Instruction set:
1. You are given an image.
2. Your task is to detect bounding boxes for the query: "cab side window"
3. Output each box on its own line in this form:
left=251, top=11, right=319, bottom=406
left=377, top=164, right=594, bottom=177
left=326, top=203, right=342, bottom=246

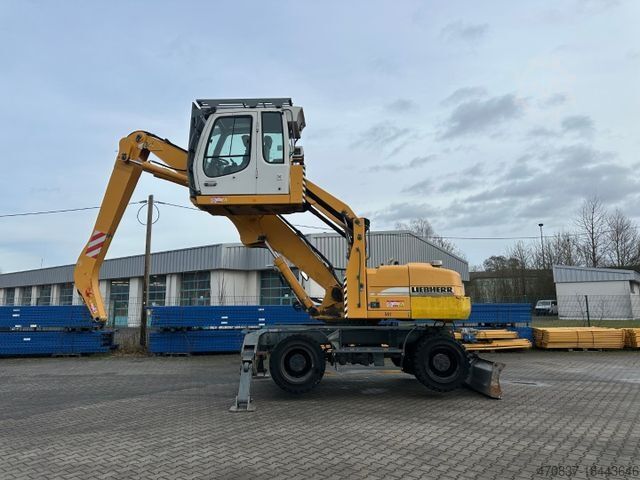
left=203, top=116, right=252, bottom=177
left=261, top=112, right=284, bottom=164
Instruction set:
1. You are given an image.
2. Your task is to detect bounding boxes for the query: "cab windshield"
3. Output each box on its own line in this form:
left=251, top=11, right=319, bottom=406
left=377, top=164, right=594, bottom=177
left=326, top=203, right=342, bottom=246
left=203, top=116, right=252, bottom=177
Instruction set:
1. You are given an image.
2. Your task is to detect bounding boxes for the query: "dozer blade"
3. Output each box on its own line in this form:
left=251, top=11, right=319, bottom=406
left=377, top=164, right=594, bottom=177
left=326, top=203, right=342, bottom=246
left=464, top=354, right=505, bottom=399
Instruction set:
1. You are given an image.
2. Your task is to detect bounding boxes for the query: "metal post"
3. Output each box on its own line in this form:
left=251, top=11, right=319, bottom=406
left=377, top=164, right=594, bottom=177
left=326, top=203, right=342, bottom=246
left=140, top=195, right=154, bottom=347
left=538, top=223, right=545, bottom=269
left=585, top=295, right=591, bottom=327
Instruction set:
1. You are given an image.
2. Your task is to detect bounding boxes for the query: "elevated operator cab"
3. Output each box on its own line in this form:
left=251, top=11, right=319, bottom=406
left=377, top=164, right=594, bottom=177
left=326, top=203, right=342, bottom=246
left=187, top=98, right=308, bottom=215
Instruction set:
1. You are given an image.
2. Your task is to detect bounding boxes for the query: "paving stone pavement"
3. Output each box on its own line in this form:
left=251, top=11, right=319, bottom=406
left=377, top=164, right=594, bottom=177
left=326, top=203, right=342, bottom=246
left=1, top=351, right=639, bottom=480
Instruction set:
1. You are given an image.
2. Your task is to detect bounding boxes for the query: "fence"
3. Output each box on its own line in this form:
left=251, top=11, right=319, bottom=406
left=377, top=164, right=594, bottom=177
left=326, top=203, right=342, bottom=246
left=556, top=295, right=640, bottom=323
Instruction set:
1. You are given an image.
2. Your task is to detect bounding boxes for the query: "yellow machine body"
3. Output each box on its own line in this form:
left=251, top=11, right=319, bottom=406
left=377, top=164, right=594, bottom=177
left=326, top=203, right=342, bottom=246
left=366, top=263, right=471, bottom=321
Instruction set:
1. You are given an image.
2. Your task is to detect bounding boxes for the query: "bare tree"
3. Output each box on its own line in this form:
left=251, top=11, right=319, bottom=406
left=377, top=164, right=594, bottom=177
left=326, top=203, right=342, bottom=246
left=606, top=208, right=639, bottom=267
left=395, top=218, right=464, bottom=257
left=507, top=241, right=531, bottom=269
left=575, top=196, right=608, bottom=267
left=506, top=241, right=531, bottom=297
left=396, top=218, right=434, bottom=237
left=541, top=232, right=583, bottom=267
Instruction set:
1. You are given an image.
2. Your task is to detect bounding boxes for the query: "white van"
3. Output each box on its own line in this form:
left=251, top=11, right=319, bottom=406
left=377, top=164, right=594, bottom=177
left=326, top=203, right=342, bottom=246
left=535, top=299, right=558, bottom=316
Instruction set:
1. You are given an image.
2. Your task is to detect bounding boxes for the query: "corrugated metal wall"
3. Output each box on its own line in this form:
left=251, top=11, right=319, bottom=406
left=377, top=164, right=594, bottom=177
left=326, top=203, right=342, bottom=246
left=0, top=231, right=468, bottom=287
left=553, top=265, right=640, bottom=283
left=308, top=232, right=468, bottom=280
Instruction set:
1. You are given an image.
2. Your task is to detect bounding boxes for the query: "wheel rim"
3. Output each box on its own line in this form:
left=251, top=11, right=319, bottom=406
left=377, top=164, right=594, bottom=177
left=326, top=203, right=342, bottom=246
left=425, top=346, right=460, bottom=383
left=280, top=345, right=314, bottom=384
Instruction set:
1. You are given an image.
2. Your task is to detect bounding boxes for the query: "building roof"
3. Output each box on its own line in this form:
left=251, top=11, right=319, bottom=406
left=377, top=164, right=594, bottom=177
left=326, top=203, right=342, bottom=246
left=0, top=231, right=469, bottom=288
left=553, top=265, right=640, bottom=284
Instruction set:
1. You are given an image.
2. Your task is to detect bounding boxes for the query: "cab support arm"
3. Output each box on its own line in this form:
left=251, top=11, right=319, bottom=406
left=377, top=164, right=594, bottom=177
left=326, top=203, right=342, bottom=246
left=229, top=215, right=344, bottom=318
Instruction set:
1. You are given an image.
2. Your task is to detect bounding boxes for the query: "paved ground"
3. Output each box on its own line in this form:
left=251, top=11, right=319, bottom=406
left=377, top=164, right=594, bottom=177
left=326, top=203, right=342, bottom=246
left=1, top=351, right=640, bottom=480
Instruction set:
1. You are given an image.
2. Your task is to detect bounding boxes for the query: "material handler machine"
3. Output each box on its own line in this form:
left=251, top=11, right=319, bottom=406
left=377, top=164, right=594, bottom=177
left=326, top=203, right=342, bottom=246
left=74, top=98, right=503, bottom=411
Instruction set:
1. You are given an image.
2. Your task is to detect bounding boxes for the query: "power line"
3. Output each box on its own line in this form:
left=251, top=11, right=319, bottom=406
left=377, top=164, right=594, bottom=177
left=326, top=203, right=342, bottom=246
left=155, top=200, right=335, bottom=231
left=152, top=203, right=543, bottom=237
left=0, top=206, right=102, bottom=218
left=0, top=202, right=145, bottom=218
left=157, top=202, right=632, bottom=240
left=379, top=230, right=639, bottom=241
left=437, top=230, right=640, bottom=241
left=154, top=200, right=200, bottom=211
left=435, top=235, right=543, bottom=240
left=1, top=200, right=638, bottom=242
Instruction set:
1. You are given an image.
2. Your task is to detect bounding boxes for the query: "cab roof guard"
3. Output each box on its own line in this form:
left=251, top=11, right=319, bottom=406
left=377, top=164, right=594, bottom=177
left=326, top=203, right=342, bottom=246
left=191, top=98, right=305, bottom=141
left=195, top=98, right=293, bottom=110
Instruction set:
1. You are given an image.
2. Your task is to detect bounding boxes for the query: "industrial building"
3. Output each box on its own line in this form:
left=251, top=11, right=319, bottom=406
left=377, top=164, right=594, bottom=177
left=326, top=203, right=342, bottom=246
left=0, top=231, right=469, bottom=326
left=553, top=265, right=640, bottom=320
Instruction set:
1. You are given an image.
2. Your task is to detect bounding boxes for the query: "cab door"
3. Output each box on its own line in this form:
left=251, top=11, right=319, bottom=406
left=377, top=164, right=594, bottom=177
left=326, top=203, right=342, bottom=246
left=256, top=110, right=290, bottom=195
left=193, top=112, right=258, bottom=196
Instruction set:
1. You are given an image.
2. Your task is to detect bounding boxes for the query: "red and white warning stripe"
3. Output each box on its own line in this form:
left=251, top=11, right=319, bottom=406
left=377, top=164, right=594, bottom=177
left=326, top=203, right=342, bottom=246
left=85, top=230, right=107, bottom=258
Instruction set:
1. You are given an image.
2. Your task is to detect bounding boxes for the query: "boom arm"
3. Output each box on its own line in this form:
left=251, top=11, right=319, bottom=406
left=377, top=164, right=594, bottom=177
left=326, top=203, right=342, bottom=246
left=74, top=132, right=365, bottom=322
left=74, top=132, right=188, bottom=321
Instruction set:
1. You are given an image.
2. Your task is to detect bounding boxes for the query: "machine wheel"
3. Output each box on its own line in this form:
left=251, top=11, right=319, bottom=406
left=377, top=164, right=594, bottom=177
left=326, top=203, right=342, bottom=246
left=413, top=335, right=470, bottom=392
left=269, top=335, right=326, bottom=394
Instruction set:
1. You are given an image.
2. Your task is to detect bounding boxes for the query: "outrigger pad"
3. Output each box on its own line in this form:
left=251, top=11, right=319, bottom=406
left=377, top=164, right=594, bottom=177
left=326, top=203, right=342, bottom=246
left=464, top=354, right=505, bottom=399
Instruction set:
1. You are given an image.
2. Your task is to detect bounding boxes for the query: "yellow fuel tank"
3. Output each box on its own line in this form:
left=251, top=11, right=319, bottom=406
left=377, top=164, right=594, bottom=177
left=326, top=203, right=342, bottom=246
left=366, top=263, right=471, bottom=321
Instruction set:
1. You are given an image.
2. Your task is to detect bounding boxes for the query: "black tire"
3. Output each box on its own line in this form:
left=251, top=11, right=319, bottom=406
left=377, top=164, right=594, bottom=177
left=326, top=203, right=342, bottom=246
left=391, top=354, right=415, bottom=375
left=413, top=335, right=470, bottom=393
left=269, top=335, right=326, bottom=394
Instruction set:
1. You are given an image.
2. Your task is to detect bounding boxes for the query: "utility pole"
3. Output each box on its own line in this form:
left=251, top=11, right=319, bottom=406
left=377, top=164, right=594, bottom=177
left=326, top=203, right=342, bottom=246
left=140, top=194, right=154, bottom=348
left=538, top=223, right=545, bottom=269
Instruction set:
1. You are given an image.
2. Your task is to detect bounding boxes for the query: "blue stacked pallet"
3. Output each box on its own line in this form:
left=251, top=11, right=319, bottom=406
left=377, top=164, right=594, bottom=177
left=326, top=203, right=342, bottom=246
left=464, top=303, right=533, bottom=341
left=149, top=305, right=320, bottom=329
left=0, top=331, right=114, bottom=355
left=148, top=305, right=322, bottom=354
left=0, top=305, right=99, bottom=330
left=465, top=303, right=532, bottom=326
left=0, top=306, right=114, bottom=357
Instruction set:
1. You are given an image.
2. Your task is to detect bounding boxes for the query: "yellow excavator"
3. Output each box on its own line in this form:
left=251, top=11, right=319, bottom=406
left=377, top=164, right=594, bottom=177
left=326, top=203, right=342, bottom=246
left=74, top=98, right=503, bottom=411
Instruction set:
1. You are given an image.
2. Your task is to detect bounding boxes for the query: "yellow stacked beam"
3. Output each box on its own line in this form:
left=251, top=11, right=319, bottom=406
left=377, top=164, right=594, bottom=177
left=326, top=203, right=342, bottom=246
left=463, top=339, right=532, bottom=351
left=623, top=328, right=640, bottom=348
left=475, top=329, right=518, bottom=340
left=454, top=329, right=531, bottom=351
left=533, top=327, right=625, bottom=349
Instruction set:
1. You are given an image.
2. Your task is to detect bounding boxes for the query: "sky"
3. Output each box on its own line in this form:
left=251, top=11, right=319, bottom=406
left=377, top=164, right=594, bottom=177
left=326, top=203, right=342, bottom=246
left=0, top=0, right=638, bottom=272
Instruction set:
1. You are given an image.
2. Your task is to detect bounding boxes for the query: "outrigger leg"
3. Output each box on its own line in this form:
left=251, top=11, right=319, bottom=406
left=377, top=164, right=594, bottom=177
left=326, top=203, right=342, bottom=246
left=229, top=331, right=262, bottom=412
